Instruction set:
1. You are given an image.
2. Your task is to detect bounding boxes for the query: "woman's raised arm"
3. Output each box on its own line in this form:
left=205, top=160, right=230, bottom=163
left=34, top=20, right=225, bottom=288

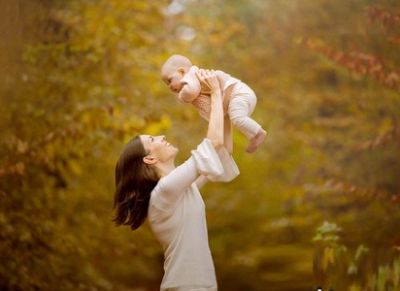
left=195, top=69, right=224, bottom=150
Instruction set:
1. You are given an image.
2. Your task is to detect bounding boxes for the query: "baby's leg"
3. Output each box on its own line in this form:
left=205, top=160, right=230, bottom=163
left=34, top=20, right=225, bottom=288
left=246, top=127, right=267, bottom=153
left=228, top=83, right=266, bottom=153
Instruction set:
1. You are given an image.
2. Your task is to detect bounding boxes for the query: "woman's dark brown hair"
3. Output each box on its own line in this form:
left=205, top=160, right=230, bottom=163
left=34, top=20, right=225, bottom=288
left=112, top=136, right=160, bottom=230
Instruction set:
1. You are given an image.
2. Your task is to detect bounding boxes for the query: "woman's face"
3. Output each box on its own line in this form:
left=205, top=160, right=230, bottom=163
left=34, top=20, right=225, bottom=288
left=140, top=135, right=178, bottom=163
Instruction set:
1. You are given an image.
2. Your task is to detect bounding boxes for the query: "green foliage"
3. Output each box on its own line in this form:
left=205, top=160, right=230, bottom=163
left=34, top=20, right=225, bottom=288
left=367, top=258, right=400, bottom=291
left=313, top=221, right=399, bottom=291
left=313, top=221, right=343, bottom=245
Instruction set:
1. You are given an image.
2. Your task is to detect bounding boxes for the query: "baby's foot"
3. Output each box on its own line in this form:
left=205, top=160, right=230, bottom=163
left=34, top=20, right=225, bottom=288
left=246, top=128, right=267, bottom=153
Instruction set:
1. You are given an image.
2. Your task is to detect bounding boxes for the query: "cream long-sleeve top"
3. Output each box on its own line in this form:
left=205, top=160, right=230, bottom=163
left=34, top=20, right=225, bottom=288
left=148, top=139, right=239, bottom=291
left=179, top=66, right=240, bottom=120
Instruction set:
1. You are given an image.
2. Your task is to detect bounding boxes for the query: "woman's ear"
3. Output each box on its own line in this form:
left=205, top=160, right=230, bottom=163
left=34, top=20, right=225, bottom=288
left=143, top=156, right=157, bottom=165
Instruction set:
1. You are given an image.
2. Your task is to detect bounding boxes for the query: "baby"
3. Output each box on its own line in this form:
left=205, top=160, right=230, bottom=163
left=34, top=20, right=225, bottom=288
left=161, top=54, right=266, bottom=153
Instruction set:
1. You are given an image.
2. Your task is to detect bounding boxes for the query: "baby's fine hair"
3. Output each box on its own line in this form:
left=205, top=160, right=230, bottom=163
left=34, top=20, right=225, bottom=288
left=164, top=54, right=192, bottom=70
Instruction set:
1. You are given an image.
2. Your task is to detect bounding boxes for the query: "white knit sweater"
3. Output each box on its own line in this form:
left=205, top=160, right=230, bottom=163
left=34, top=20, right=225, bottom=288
left=148, top=139, right=239, bottom=291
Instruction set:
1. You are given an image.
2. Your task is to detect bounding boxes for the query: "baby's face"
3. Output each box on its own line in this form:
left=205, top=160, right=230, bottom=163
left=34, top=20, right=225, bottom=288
left=161, top=66, right=185, bottom=93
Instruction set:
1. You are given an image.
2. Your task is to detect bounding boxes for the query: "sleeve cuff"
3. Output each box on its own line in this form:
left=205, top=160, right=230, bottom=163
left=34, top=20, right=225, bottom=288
left=191, top=139, right=240, bottom=182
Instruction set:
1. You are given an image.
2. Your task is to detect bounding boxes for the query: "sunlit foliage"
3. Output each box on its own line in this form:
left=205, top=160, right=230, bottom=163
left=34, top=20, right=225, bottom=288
left=0, top=0, right=399, bottom=290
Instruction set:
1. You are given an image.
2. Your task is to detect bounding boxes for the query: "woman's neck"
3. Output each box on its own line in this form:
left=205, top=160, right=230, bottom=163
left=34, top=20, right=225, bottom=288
left=157, top=162, right=176, bottom=178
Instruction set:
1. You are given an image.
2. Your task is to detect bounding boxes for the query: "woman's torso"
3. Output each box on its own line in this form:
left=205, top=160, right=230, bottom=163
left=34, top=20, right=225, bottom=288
left=148, top=168, right=217, bottom=290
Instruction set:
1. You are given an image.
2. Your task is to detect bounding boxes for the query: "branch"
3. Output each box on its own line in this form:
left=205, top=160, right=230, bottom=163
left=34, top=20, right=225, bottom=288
left=366, top=6, right=400, bottom=29
left=305, top=39, right=400, bottom=92
left=302, top=178, right=399, bottom=204
left=355, top=123, right=400, bottom=152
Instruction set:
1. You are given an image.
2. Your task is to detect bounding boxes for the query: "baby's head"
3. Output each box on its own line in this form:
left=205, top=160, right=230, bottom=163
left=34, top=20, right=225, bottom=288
left=161, top=54, right=192, bottom=93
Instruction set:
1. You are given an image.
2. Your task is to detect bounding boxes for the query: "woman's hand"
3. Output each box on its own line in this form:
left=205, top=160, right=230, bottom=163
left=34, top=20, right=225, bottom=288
left=198, top=69, right=224, bottom=150
left=195, top=69, right=221, bottom=94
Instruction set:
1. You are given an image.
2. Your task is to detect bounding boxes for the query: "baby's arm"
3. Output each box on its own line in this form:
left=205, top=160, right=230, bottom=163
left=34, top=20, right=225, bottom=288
left=178, top=66, right=202, bottom=103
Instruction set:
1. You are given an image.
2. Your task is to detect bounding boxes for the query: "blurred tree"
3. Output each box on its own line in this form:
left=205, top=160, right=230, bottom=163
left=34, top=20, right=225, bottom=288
left=0, top=0, right=172, bottom=290
left=172, top=0, right=400, bottom=289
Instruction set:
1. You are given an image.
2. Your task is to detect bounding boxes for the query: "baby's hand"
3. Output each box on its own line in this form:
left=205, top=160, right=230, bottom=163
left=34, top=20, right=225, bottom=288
left=195, top=69, right=220, bottom=93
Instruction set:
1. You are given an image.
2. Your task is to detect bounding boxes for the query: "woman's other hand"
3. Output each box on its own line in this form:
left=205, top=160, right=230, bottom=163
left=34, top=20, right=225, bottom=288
left=196, top=69, right=221, bottom=95
left=199, top=69, right=224, bottom=150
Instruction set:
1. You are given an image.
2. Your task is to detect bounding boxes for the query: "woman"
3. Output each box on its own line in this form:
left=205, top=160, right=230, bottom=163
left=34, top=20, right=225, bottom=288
left=113, top=70, right=239, bottom=291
